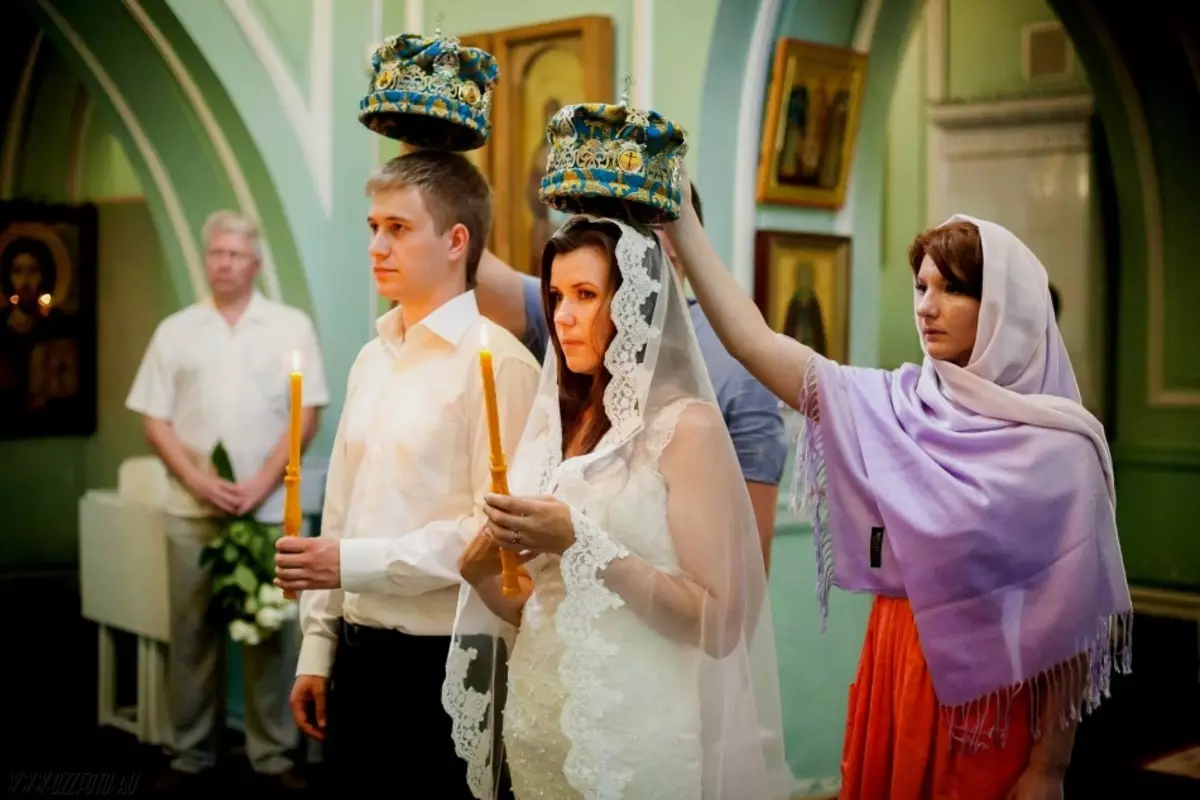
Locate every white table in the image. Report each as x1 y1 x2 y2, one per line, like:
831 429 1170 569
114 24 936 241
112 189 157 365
79 456 326 745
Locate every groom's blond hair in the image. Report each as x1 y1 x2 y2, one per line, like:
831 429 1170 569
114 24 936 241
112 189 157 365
365 150 493 287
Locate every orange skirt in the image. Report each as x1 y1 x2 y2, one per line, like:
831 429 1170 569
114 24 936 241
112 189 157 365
839 596 1034 800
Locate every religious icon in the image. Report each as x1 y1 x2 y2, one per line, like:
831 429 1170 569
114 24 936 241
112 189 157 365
755 230 850 364
782 261 829 357
453 16 613 273
758 39 866 209
0 202 97 438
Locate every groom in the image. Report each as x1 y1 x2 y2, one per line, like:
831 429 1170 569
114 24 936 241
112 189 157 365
275 149 540 796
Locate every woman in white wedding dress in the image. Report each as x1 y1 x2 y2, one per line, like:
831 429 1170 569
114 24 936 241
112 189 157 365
441 216 790 799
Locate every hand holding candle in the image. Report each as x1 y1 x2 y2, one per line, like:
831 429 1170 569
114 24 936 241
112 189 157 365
282 350 303 600
478 326 521 597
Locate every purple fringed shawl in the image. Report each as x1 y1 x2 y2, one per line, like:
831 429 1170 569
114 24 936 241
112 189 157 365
792 215 1132 746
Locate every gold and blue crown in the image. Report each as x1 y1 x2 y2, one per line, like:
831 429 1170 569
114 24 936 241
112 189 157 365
538 91 688 224
359 31 498 151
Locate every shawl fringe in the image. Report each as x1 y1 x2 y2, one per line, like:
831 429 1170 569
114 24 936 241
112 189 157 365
940 610 1132 750
789 356 832 632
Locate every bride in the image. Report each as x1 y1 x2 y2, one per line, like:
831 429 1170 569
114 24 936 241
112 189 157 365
441 215 790 799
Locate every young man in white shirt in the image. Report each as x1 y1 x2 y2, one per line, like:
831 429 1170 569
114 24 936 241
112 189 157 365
276 150 540 797
126 211 329 791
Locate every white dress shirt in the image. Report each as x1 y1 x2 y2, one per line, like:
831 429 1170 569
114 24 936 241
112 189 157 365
297 291 540 677
125 291 330 522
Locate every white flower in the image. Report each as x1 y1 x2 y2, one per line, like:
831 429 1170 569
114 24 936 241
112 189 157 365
279 601 298 621
230 619 257 644
258 583 286 607
244 595 259 614
256 606 284 631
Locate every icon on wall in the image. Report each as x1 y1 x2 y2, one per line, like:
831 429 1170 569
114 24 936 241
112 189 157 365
754 229 851 365
758 38 867 210
0 201 97 439
451 16 614 275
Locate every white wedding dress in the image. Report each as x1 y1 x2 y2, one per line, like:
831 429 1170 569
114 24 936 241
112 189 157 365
443 217 789 800
503 402 704 798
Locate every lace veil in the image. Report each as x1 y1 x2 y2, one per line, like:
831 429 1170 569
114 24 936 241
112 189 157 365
442 216 790 798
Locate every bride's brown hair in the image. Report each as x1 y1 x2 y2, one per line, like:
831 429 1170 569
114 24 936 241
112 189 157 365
540 220 625 458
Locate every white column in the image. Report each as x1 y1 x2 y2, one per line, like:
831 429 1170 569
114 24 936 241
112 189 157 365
834 0 884 235
732 0 783 292
925 0 948 227
631 0 654 107
406 0 424 34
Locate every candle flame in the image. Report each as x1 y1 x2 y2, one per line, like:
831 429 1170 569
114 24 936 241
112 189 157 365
292 350 302 372
479 325 489 349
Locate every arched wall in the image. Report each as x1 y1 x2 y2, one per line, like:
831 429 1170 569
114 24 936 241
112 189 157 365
19 0 312 316
164 0 381 431
2 0 322 566
14 0 394 460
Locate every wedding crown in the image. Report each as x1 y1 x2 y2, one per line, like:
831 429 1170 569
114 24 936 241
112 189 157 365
359 30 499 151
538 80 689 224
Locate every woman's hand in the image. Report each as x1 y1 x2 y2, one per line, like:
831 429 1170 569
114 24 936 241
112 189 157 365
661 163 698 248
483 493 576 555
675 162 694 219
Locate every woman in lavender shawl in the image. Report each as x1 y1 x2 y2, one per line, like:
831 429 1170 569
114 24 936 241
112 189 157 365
663 176 1130 799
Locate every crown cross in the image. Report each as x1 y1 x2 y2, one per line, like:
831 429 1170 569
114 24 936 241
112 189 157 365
620 74 635 106
434 11 446 38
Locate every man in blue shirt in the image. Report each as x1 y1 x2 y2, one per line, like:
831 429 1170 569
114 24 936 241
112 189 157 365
475 205 574 363
475 250 549 363
656 185 787 571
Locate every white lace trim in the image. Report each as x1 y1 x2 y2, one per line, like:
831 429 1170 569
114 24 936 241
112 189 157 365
557 507 633 799
533 391 562 494
602 222 660 444
441 644 493 800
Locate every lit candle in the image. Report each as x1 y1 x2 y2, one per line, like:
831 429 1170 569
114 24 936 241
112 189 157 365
479 326 521 597
283 350 303 600
287 350 302 476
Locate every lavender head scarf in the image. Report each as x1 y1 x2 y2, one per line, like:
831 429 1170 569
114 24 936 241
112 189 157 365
793 214 1131 746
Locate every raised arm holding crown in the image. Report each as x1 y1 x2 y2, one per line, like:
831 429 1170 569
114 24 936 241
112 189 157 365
662 164 1130 798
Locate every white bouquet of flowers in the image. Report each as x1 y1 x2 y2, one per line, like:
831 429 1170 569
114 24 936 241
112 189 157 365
199 443 298 645
228 583 299 646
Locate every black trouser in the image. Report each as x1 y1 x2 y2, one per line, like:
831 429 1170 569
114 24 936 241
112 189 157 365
325 622 512 799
